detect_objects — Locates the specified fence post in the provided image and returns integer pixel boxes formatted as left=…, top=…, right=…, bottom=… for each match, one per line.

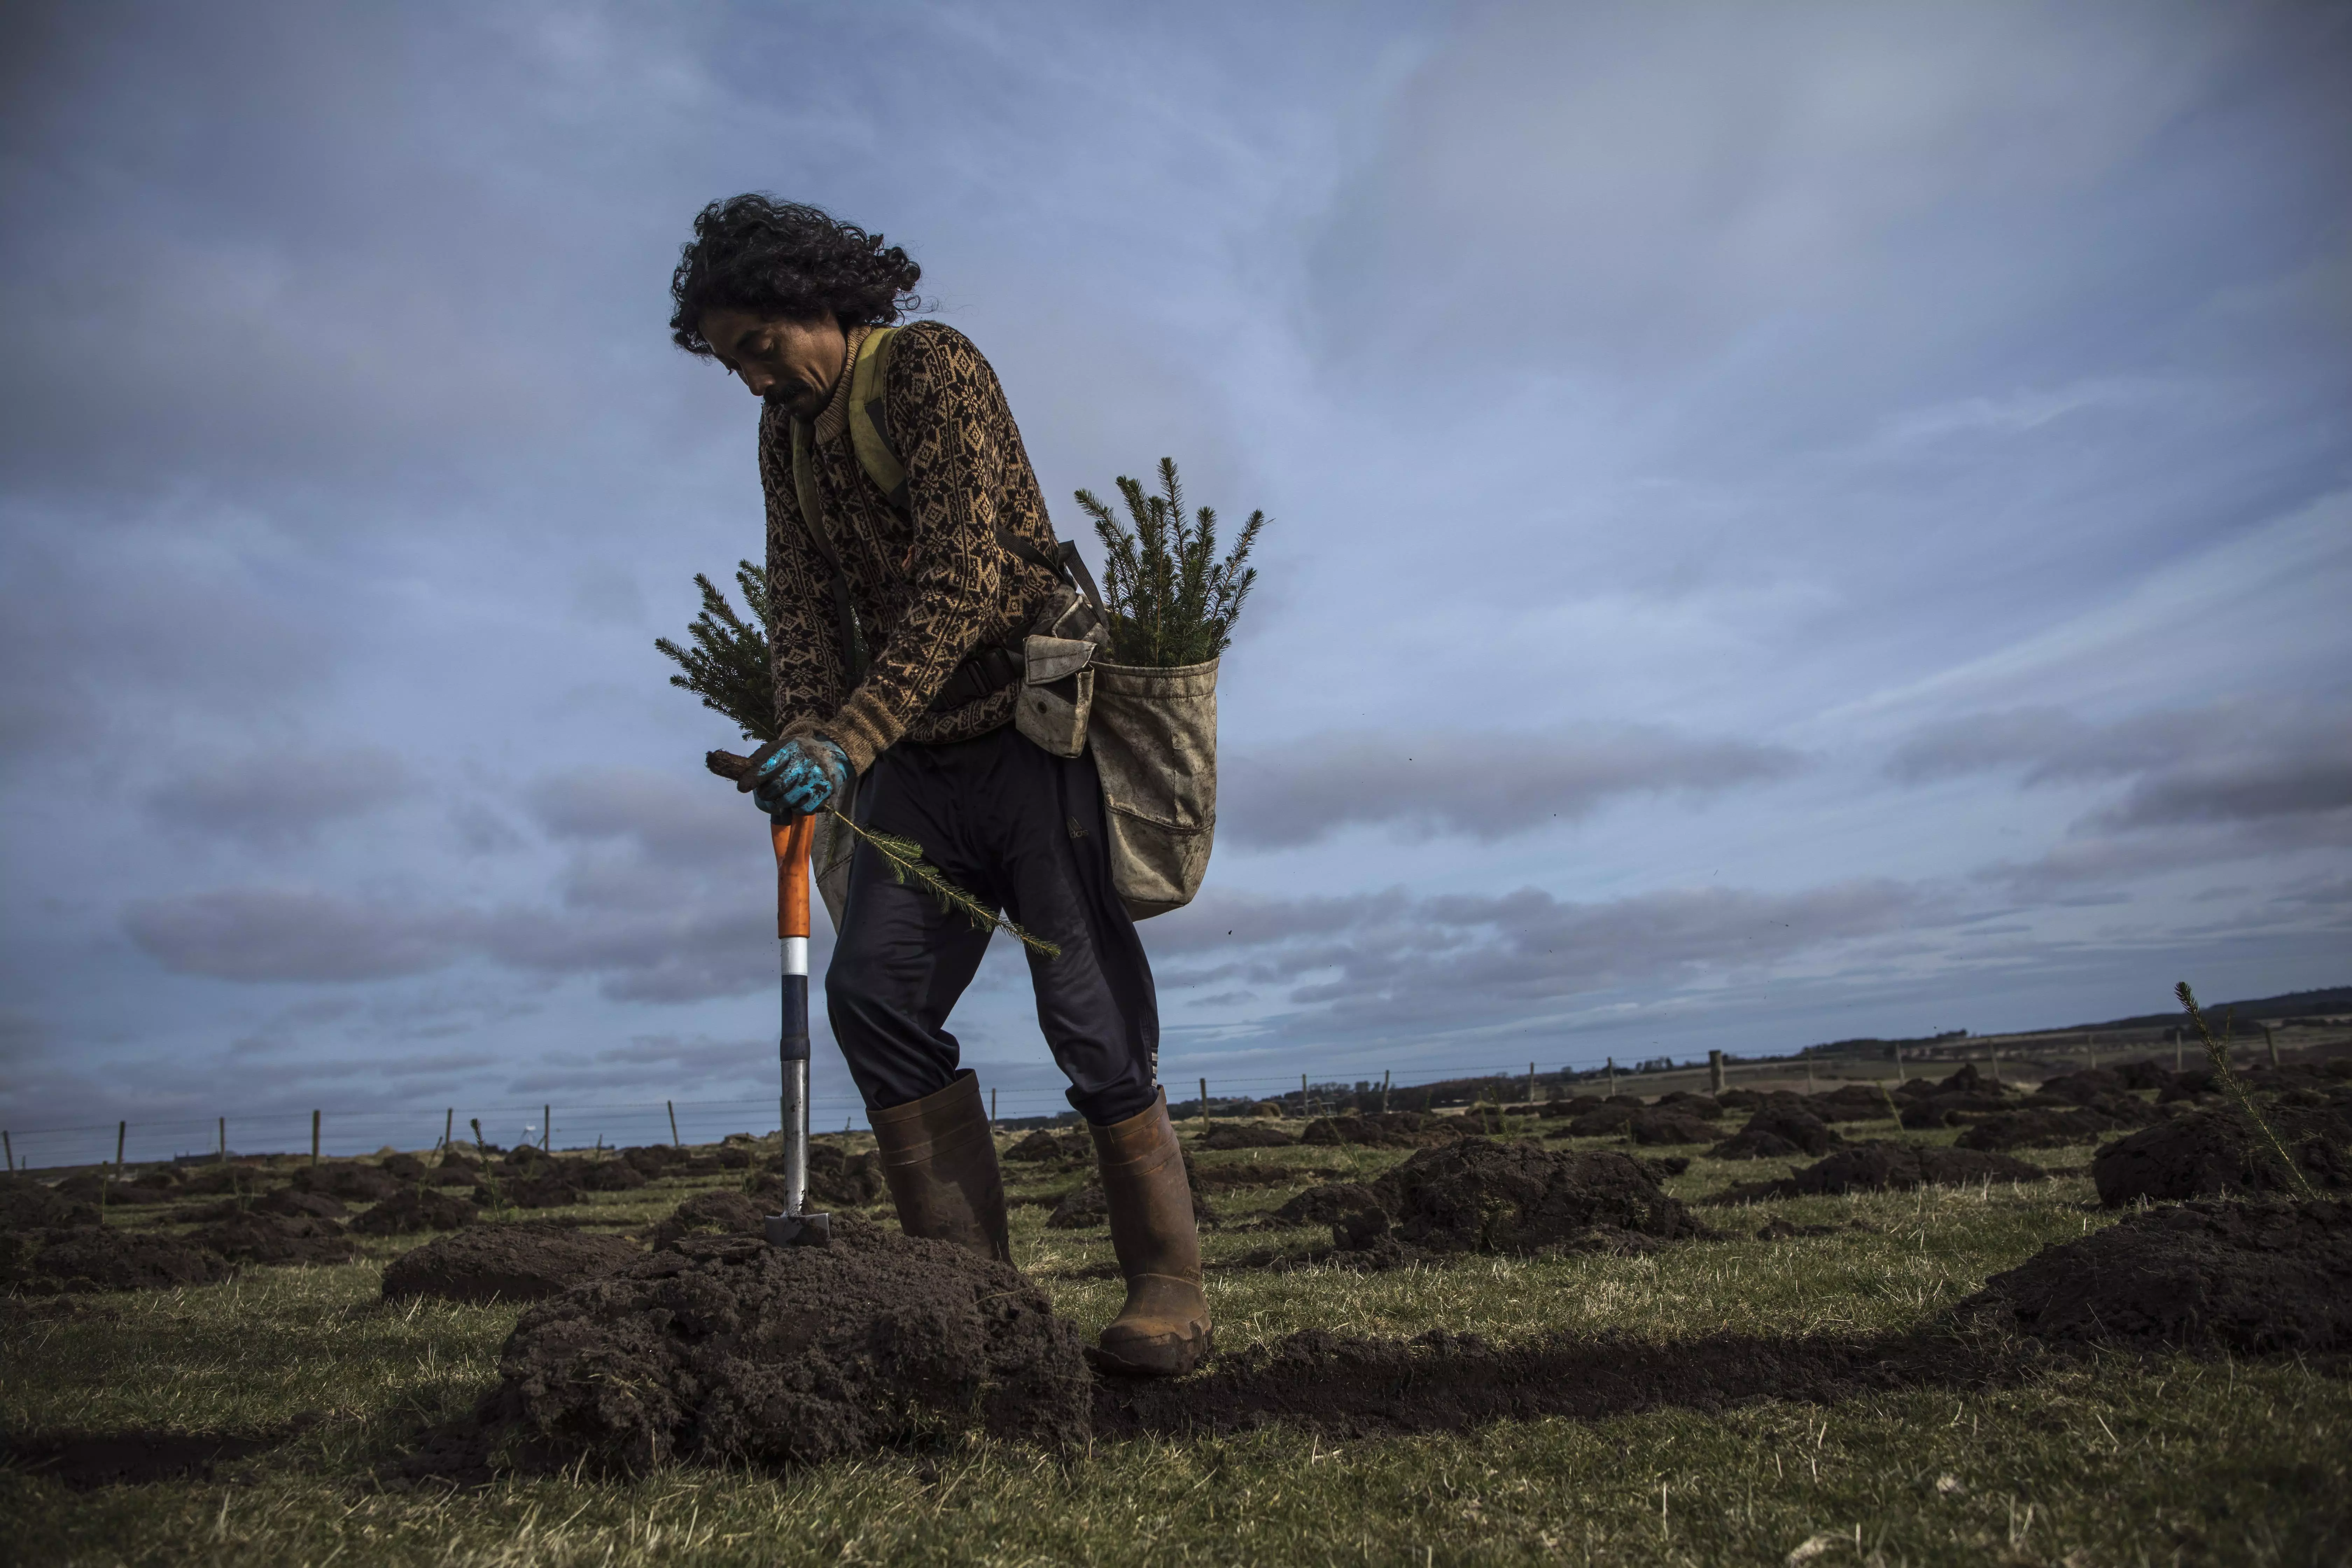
left=218, top=1116, right=226, bottom=1162
left=667, top=1100, right=681, bottom=1148
left=542, top=1105, right=552, bottom=1152
left=442, top=1108, right=453, bottom=1152
left=1301, top=1072, right=1309, bottom=1118
left=990, top=1087, right=998, bottom=1130
left=116, top=1120, right=127, bottom=1174
left=1607, top=1057, right=1616, bottom=1098
left=2264, top=1025, right=2279, bottom=1068
left=310, top=1110, right=320, bottom=1166
left=1708, top=1050, right=1725, bottom=1095
left=1199, top=1078, right=1210, bottom=1127
left=4, top=1130, right=12, bottom=1173
left=1525, top=1062, right=1536, bottom=1104
left=1382, top=1069, right=1392, bottom=1114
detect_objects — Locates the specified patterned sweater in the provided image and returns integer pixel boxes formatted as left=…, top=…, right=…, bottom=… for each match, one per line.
left=761, top=321, right=1065, bottom=774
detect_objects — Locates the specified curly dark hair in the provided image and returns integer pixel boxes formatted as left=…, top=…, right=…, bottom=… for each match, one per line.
left=668, top=195, right=924, bottom=354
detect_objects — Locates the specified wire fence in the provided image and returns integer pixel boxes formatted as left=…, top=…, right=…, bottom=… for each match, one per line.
left=4, top=1021, right=2300, bottom=1174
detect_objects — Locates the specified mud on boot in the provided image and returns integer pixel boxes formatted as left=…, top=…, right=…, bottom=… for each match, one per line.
left=869, top=1069, right=1011, bottom=1264
left=1085, top=1090, right=1210, bottom=1377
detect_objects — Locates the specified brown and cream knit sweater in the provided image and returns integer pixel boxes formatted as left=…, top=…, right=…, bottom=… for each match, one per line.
left=761, top=320, right=1066, bottom=774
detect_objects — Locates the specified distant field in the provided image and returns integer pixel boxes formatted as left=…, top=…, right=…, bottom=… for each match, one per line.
left=5, top=1088, right=2348, bottom=1566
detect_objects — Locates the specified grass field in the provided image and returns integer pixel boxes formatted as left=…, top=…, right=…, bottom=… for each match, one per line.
left=5, top=1112, right=2348, bottom=1566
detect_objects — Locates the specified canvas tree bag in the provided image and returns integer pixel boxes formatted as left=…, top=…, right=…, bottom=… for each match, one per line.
left=791, top=325, right=1220, bottom=926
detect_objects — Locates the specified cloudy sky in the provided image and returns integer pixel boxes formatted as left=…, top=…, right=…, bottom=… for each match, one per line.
left=3, top=2, right=2347, bottom=1161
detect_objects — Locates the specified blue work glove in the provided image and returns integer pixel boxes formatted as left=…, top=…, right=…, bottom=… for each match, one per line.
left=749, top=736, right=850, bottom=818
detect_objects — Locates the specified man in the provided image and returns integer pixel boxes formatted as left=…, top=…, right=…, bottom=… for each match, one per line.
left=668, top=195, right=1208, bottom=1377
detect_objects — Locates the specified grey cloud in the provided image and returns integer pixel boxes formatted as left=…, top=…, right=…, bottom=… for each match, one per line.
left=529, top=769, right=754, bottom=867
left=124, top=888, right=462, bottom=982
left=1222, top=727, right=1800, bottom=848
left=155, top=747, right=414, bottom=848
left=2092, top=749, right=2352, bottom=831
left=1885, top=704, right=2298, bottom=786
left=1148, top=876, right=1941, bottom=1036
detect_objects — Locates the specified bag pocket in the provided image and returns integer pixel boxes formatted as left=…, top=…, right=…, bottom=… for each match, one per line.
left=1014, top=634, right=1097, bottom=759
left=1086, top=657, right=1218, bottom=920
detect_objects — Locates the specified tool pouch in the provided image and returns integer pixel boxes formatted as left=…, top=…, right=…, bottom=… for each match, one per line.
left=1087, top=656, right=1218, bottom=920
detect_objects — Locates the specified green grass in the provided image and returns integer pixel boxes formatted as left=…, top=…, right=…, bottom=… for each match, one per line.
left=6, top=1118, right=2348, bottom=1566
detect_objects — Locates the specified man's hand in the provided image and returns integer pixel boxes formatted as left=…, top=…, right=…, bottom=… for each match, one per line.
left=748, top=736, right=850, bottom=818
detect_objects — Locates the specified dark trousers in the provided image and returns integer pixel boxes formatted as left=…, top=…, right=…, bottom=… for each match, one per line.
left=826, top=723, right=1160, bottom=1126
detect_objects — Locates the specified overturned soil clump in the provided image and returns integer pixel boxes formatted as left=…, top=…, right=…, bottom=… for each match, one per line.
left=381, top=1224, right=641, bottom=1304
left=1300, top=1113, right=1460, bottom=1149
left=0, top=1177, right=99, bottom=1232
left=0, top=1225, right=229, bottom=1294
left=1968, top=1199, right=2352, bottom=1354
left=2092, top=1106, right=2352, bottom=1207
left=1717, top=1141, right=2046, bottom=1202
left=425, top=1216, right=1088, bottom=1476
left=189, top=1213, right=358, bottom=1266
left=350, top=1187, right=478, bottom=1236
left=647, top=1190, right=767, bottom=1250
left=1289, top=1138, right=1708, bottom=1260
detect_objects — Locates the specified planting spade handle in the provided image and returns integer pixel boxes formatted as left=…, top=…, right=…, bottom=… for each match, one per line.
left=768, top=812, right=830, bottom=1246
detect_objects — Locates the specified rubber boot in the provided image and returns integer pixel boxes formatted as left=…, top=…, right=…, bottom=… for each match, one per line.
left=869, top=1069, right=1010, bottom=1264
left=1086, top=1090, right=1210, bottom=1377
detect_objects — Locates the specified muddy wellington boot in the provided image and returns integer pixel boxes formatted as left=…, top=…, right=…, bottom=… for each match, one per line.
left=1087, top=1090, right=1210, bottom=1377
left=869, top=1069, right=1010, bottom=1264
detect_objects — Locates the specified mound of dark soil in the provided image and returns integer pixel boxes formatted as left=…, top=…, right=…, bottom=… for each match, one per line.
left=2091, top=1106, right=2352, bottom=1207
left=1005, top=1129, right=1090, bottom=1163
left=444, top=1217, right=1088, bottom=1474
left=1560, top=1105, right=1635, bottom=1138
left=351, top=1186, right=477, bottom=1236
left=620, top=1144, right=689, bottom=1177
left=1958, top=1102, right=2158, bottom=1152
left=1195, top=1121, right=1297, bottom=1151
left=381, top=1224, right=642, bottom=1304
left=1, top=1429, right=281, bottom=1490
left=1271, top=1182, right=1382, bottom=1227
left=2033, top=1067, right=2126, bottom=1105
left=189, top=1212, right=357, bottom=1266
left=1900, top=1092, right=2014, bottom=1129
left=806, top=1144, right=888, bottom=1206
left=1718, top=1141, right=2047, bottom=1201
left=54, top=1174, right=172, bottom=1206
left=1539, top=1096, right=1606, bottom=1118
left=574, top=1159, right=648, bottom=1192
left=0, top=1177, right=100, bottom=1232
left=258, top=1188, right=349, bottom=1220
left=1652, top=1092, right=1724, bottom=1120
left=1805, top=1084, right=1903, bottom=1123
left=1744, top=1101, right=1838, bottom=1155
left=1300, top=1112, right=1458, bottom=1149
left=1628, top=1111, right=1725, bottom=1146
left=379, top=1154, right=429, bottom=1181
left=1708, top=1128, right=1803, bottom=1161
left=291, top=1162, right=402, bottom=1203
left=1336, top=1139, right=1708, bottom=1258
left=481, top=1171, right=584, bottom=1210
left=1969, top=1199, right=2352, bottom=1353
left=0, top=1225, right=229, bottom=1294
left=647, top=1190, right=767, bottom=1249
left=169, top=1164, right=250, bottom=1197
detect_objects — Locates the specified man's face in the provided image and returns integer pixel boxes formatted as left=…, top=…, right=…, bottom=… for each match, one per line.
left=700, top=308, right=847, bottom=419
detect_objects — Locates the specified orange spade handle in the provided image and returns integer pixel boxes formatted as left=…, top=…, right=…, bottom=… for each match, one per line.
left=771, top=814, right=816, bottom=940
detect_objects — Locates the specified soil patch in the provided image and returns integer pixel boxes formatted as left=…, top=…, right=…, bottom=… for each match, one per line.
left=188, top=1212, right=358, bottom=1266
left=1716, top=1141, right=2047, bottom=1202
left=1300, top=1113, right=1461, bottom=1149
left=1094, top=1325, right=2001, bottom=1441
left=291, top=1163, right=402, bottom=1203
left=2091, top=1106, right=2352, bottom=1206
left=1708, top=1129, right=1802, bottom=1161
left=1194, top=1121, right=1297, bottom=1151
left=1313, top=1138, right=1709, bottom=1259
left=402, top=1217, right=1088, bottom=1477
left=350, top=1186, right=478, bottom=1236
left=1, top=1430, right=279, bottom=1490
left=1627, top=1111, right=1724, bottom=1145
left=575, top=1159, right=649, bottom=1192
left=380, top=1223, right=641, bottom=1304
left=1271, top=1182, right=1382, bottom=1228
left=479, top=1171, right=585, bottom=1210
left=1967, top=1199, right=2352, bottom=1354
left=647, top=1190, right=767, bottom=1249
left=1956, top=1106, right=2147, bottom=1153
left=0, top=1177, right=99, bottom=1232
left=1005, top=1130, right=1090, bottom=1163
left=0, top=1225, right=229, bottom=1294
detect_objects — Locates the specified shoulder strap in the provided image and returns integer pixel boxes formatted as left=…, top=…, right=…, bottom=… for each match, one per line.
left=788, top=417, right=841, bottom=571
left=848, top=326, right=909, bottom=512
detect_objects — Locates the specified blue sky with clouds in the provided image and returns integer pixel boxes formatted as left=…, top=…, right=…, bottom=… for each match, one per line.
left=3, top=1, right=2347, bottom=1159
